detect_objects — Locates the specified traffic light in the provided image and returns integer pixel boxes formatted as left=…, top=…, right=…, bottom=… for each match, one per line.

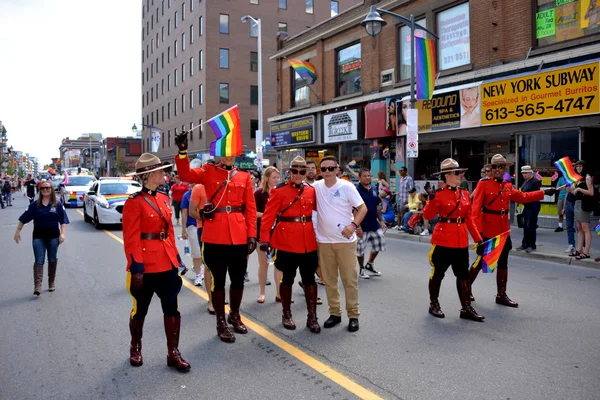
left=13, top=160, right=17, bottom=166
left=22, top=156, right=26, bottom=162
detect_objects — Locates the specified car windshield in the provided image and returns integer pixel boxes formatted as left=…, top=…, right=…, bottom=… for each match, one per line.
left=66, top=176, right=94, bottom=186
left=99, top=182, right=141, bottom=195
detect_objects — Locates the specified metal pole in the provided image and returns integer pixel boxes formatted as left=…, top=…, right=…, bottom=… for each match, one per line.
left=256, top=18, right=264, bottom=171
left=408, top=14, right=416, bottom=179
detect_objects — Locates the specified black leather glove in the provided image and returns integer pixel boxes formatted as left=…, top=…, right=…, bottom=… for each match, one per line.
left=426, top=188, right=436, bottom=201
left=544, top=188, right=556, bottom=196
left=131, top=273, right=144, bottom=292
left=174, top=130, right=189, bottom=152
left=475, top=241, right=485, bottom=256
left=259, top=242, right=271, bottom=252
left=248, top=238, right=257, bottom=255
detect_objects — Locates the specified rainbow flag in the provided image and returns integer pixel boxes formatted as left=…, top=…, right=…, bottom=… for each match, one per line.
left=382, top=146, right=390, bottom=159
left=104, top=194, right=130, bottom=205
left=347, top=160, right=357, bottom=167
left=415, top=37, right=436, bottom=100
left=208, top=105, right=243, bottom=157
left=553, top=157, right=582, bottom=187
left=289, top=59, right=318, bottom=85
left=475, top=231, right=510, bottom=273
left=594, top=222, right=600, bottom=236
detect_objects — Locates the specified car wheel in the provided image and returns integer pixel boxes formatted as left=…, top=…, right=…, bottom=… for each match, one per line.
left=93, top=209, right=103, bottom=230
left=84, top=207, right=92, bottom=223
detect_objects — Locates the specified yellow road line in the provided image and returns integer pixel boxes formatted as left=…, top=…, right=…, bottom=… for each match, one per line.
left=81, top=208, right=383, bottom=400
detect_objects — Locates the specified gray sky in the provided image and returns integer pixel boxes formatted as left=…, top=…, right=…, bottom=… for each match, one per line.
left=0, top=0, right=141, bottom=165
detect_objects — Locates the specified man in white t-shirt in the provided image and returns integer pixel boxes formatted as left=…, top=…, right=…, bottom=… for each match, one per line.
left=314, top=156, right=367, bottom=332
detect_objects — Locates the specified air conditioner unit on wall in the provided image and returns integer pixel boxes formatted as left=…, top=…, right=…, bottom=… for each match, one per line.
left=380, top=68, right=394, bottom=87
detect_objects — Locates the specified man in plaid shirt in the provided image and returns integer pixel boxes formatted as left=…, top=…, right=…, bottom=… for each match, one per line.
left=393, top=165, right=414, bottom=229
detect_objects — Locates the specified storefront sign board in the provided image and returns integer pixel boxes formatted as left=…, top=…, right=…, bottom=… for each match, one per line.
left=406, top=109, right=419, bottom=158
left=269, top=116, right=315, bottom=147
left=324, top=109, right=358, bottom=143
left=536, top=9, right=555, bottom=39
left=437, top=2, right=471, bottom=70
left=481, top=61, right=600, bottom=126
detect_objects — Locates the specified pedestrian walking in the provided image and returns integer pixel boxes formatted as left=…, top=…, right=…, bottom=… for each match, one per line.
left=180, top=183, right=205, bottom=287
left=122, top=153, right=190, bottom=372
left=571, top=160, right=595, bottom=260
left=424, top=159, right=485, bottom=321
left=259, top=157, right=320, bottom=333
left=392, top=163, right=414, bottom=230
left=3, top=176, right=13, bottom=206
left=174, top=131, right=257, bottom=343
left=314, top=156, right=367, bottom=332
left=24, top=174, right=36, bottom=203
left=518, top=166, right=541, bottom=253
left=170, top=176, right=188, bottom=225
left=14, top=180, right=69, bottom=296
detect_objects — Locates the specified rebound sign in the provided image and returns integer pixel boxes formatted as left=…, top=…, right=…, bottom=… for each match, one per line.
left=481, top=61, right=599, bottom=126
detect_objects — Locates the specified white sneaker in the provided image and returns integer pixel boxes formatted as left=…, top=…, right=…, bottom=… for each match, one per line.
left=194, top=274, right=203, bottom=286
left=420, top=229, right=430, bottom=236
left=359, top=268, right=370, bottom=279
left=565, top=244, right=575, bottom=253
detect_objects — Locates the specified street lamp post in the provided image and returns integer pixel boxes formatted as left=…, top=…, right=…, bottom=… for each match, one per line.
left=241, top=15, right=263, bottom=171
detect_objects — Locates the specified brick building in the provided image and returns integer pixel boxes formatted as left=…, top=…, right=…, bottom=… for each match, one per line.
left=99, top=137, right=142, bottom=177
left=269, top=0, right=600, bottom=226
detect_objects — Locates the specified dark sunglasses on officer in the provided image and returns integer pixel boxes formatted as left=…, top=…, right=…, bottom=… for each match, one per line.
left=491, top=165, right=505, bottom=170
left=290, top=166, right=306, bottom=175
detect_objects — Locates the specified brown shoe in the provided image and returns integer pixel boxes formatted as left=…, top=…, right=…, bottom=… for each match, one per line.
left=280, top=284, right=296, bottom=330
left=303, top=283, right=320, bottom=333
left=496, top=269, right=518, bottom=308
left=227, top=288, right=248, bottom=334
left=48, top=260, right=57, bottom=292
left=428, top=279, right=445, bottom=318
left=33, top=264, right=44, bottom=296
left=164, top=316, right=191, bottom=372
left=129, top=318, right=144, bottom=366
left=212, top=290, right=235, bottom=343
left=457, top=279, right=484, bottom=322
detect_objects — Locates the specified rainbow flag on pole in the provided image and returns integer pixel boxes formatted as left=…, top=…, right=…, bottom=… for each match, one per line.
left=553, top=156, right=582, bottom=187
left=289, top=59, right=318, bottom=85
left=208, top=105, right=243, bottom=157
left=475, top=231, right=510, bottom=273
left=415, top=37, right=436, bottom=100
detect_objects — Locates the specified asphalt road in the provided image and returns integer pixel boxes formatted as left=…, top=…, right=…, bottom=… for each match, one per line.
left=1, top=194, right=599, bottom=400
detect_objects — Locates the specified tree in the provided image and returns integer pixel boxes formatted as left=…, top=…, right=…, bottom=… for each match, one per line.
left=114, top=158, right=133, bottom=175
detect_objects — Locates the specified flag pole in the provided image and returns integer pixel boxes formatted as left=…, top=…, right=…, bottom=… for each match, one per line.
left=476, top=230, right=512, bottom=247
left=186, top=104, right=239, bottom=133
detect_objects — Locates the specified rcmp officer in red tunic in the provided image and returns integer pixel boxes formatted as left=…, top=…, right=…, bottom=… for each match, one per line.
left=174, top=131, right=257, bottom=343
left=470, top=154, right=555, bottom=307
left=123, top=153, right=190, bottom=372
left=260, top=156, right=321, bottom=333
left=424, top=159, right=486, bottom=321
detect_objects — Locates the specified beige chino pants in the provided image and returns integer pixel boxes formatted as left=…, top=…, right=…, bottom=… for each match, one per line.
left=317, top=241, right=360, bottom=318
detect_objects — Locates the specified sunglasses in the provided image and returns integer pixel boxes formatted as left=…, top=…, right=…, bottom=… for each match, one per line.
left=446, top=171, right=462, bottom=176
left=41, top=187, right=52, bottom=190
left=485, top=169, right=491, bottom=172
left=290, top=168, right=306, bottom=176
left=491, top=165, right=505, bottom=170
left=320, top=166, right=337, bottom=172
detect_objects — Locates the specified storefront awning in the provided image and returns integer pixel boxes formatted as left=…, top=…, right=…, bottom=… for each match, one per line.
left=364, top=101, right=396, bottom=139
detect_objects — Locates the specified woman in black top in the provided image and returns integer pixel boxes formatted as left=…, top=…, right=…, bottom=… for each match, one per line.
left=14, top=181, right=69, bottom=295
left=572, top=160, right=595, bottom=260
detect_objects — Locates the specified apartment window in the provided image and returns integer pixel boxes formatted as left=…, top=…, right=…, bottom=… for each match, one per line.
left=142, top=48, right=144, bottom=62
left=199, top=50, right=203, bottom=70
left=182, top=63, right=186, bottom=82
left=162, top=132, right=165, bottom=148
left=168, top=46, right=171, bottom=62
left=182, top=32, right=186, bottom=51
left=168, top=131, right=171, bottom=147
left=146, top=44, right=149, bottom=59
left=156, top=32, right=159, bottom=47
left=151, top=39, right=154, bottom=53
left=190, top=24, right=194, bottom=43
left=162, top=26, right=164, bottom=41
left=190, top=1, right=193, bottom=12
left=182, top=94, right=186, bottom=113
left=199, top=84, right=203, bottom=104
left=250, top=119, right=258, bottom=139
left=150, top=113, right=154, bottom=128
left=174, top=98, right=178, bottom=116
left=399, top=18, right=426, bottom=81
left=174, top=69, right=178, bottom=86
left=337, top=43, right=361, bottom=96
left=198, top=119, right=203, bottom=139
left=190, top=89, right=194, bottom=109
left=168, top=0, right=171, bottom=8
left=220, top=48, right=229, bottom=68
left=190, top=56, right=194, bottom=76
left=199, top=16, right=203, bottom=36
left=250, top=86, right=259, bottom=105
left=181, top=2, right=185, bottom=20
left=190, top=122, right=194, bottom=141
left=278, top=22, right=287, bottom=33
left=220, top=83, right=229, bottom=103
left=151, top=87, right=154, bottom=102
left=306, top=0, right=314, bottom=14
left=161, top=79, right=164, bottom=95
left=147, top=21, right=150, bottom=36
left=279, top=0, right=287, bottom=9
left=151, top=63, right=154, bottom=78
left=161, top=52, right=164, bottom=68
left=155, top=83, right=158, bottom=98
left=146, top=91, right=149, bottom=105
left=437, top=2, right=470, bottom=70
left=151, top=16, right=154, bottom=31
left=142, top=71, right=145, bottom=84
left=251, top=0, right=259, bottom=4
left=292, top=70, right=310, bottom=107
left=174, top=11, right=178, bottom=28
left=168, top=102, right=171, bottom=118
left=250, top=52, right=258, bottom=72
left=220, top=14, right=229, bottom=34
left=331, top=1, right=339, bottom=17
left=146, top=67, right=149, bottom=82
left=168, top=19, right=171, bottom=35
left=162, top=0, right=164, bottom=15
left=155, top=58, right=158, bottom=73
left=168, top=73, right=171, bottom=90
left=250, top=19, right=258, bottom=37
left=161, top=106, right=164, bottom=121
left=174, top=39, right=178, bottom=57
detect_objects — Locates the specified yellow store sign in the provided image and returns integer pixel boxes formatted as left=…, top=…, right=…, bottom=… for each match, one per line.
left=481, top=61, right=599, bottom=126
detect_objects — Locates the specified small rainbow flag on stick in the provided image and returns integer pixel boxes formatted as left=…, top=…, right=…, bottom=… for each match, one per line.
left=208, top=105, right=243, bottom=157
left=415, top=37, right=437, bottom=100
left=347, top=160, right=357, bottom=167
left=474, top=231, right=510, bottom=274
left=553, top=157, right=582, bottom=187
left=289, top=59, right=318, bottom=85
left=382, top=146, right=390, bottom=159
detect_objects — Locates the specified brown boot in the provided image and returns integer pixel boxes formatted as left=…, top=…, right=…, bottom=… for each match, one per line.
left=129, top=318, right=144, bottom=366
left=227, top=288, right=248, bottom=334
left=468, top=267, right=480, bottom=302
left=457, top=279, right=484, bottom=321
left=303, top=283, right=320, bottom=333
left=280, top=284, right=296, bottom=330
left=213, top=290, right=235, bottom=342
left=33, top=264, right=44, bottom=296
left=496, top=269, right=518, bottom=307
left=164, top=315, right=191, bottom=372
left=48, top=260, right=57, bottom=292
left=428, top=279, right=445, bottom=318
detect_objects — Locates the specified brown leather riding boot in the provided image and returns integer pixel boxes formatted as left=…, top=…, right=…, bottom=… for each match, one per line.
left=164, top=315, right=191, bottom=372
left=303, top=283, right=320, bottom=333
left=227, top=288, right=248, bottom=334
left=213, top=290, right=235, bottom=343
left=457, top=279, right=484, bottom=321
left=33, top=264, right=44, bottom=296
left=468, top=267, right=480, bottom=302
left=280, top=284, right=296, bottom=330
left=48, top=260, right=57, bottom=292
left=428, top=279, right=445, bottom=318
left=129, top=318, right=144, bottom=366
left=496, top=269, right=519, bottom=308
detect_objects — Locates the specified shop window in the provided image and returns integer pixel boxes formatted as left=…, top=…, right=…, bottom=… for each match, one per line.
left=436, top=2, right=470, bottom=71
left=535, top=0, right=600, bottom=47
left=292, top=70, right=310, bottom=107
left=519, top=130, right=579, bottom=172
left=398, top=18, right=426, bottom=81
left=336, top=42, right=362, bottom=96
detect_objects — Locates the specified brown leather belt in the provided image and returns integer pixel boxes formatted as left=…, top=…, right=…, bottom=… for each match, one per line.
left=278, top=215, right=312, bottom=223
left=141, top=232, right=168, bottom=241
left=439, top=218, right=462, bottom=224
left=482, top=207, right=506, bottom=216
left=213, top=205, right=244, bottom=214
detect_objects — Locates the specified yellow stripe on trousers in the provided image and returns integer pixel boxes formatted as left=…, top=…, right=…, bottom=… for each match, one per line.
left=201, top=242, right=215, bottom=292
left=428, top=244, right=436, bottom=280
left=125, top=272, right=138, bottom=319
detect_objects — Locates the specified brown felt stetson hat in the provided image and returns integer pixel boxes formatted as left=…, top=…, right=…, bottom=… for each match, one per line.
left=128, top=153, right=172, bottom=176
left=432, top=158, right=467, bottom=176
left=485, top=153, right=514, bottom=167
left=290, top=156, right=307, bottom=168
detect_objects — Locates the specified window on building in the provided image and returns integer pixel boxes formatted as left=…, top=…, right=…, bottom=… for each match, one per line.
left=156, top=32, right=159, bottom=48
left=151, top=87, right=154, bottom=102
left=168, top=0, right=171, bottom=9
left=182, top=94, right=185, bottom=113
left=251, top=119, right=258, bottom=139
left=174, top=98, right=178, bottom=116
left=250, top=52, right=258, bottom=72
left=168, top=130, right=171, bottom=147
left=174, top=11, right=178, bottom=28
left=306, top=0, right=314, bottom=14
left=155, top=58, right=158, bottom=73
left=168, top=102, right=171, bottom=118
left=168, top=18, right=171, bottom=35
left=220, top=14, right=229, bottom=34
left=279, top=0, right=287, bottom=9
left=278, top=22, right=287, bottom=33
left=251, top=0, right=259, bottom=4
left=182, top=32, right=186, bottom=51
left=199, top=119, right=203, bottom=139
left=168, top=73, right=171, bottom=90
left=337, top=42, right=361, bottom=96
left=190, top=89, right=194, bottom=109
left=168, top=46, right=171, bottom=62
left=174, top=39, right=178, bottom=57
left=190, top=56, right=194, bottom=76
left=181, top=2, right=185, bottom=20
left=292, top=70, right=310, bottom=107
left=161, top=52, right=164, bottom=68
left=162, top=0, right=165, bottom=15
left=199, top=16, right=203, bottom=36
left=220, top=48, right=229, bottom=68
left=161, top=105, right=164, bottom=121
left=436, top=2, right=470, bottom=70
left=189, top=122, right=194, bottom=141
left=174, top=68, right=178, bottom=86
left=190, top=24, right=194, bottom=43
left=155, top=82, right=158, bottom=98
left=199, top=84, right=203, bottom=104
left=250, top=85, right=259, bottom=105
left=220, top=83, right=229, bottom=103
left=151, top=63, right=154, bottom=78
left=535, top=0, right=599, bottom=47
left=331, top=1, right=339, bottom=17
left=182, top=63, right=185, bottom=82
left=398, top=18, right=426, bottom=81
left=199, top=50, right=203, bottom=70
left=162, top=26, right=164, bottom=41
left=162, top=132, right=165, bottom=148
left=190, top=0, right=193, bottom=12
left=250, top=19, right=258, bottom=37
left=161, top=79, right=164, bottom=95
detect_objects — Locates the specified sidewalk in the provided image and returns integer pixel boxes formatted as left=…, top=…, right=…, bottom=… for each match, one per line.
left=385, top=225, right=600, bottom=267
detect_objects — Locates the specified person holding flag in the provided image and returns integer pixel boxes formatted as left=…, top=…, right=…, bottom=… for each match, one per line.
left=423, top=159, right=485, bottom=321
left=470, top=154, right=555, bottom=308
left=174, top=105, right=258, bottom=343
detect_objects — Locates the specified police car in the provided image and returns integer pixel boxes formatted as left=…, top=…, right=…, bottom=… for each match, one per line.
left=62, top=175, right=96, bottom=207
left=83, top=178, right=142, bottom=229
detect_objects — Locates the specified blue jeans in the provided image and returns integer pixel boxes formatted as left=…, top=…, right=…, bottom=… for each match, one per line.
left=32, top=237, right=60, bottom=264
left=402, top=212, right=414, bottom=230
left=565, top=200, right=575, bottom=246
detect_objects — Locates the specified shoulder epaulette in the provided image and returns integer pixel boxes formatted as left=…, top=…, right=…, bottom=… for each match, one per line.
left=128, top=192, right=141, bottom=199
left=274, top=182, right=286, bottom=189
left=479, top=177, right=490, bottom=181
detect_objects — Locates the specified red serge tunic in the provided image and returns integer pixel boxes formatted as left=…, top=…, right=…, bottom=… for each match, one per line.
left=423, top=185, right=482, bottom=249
